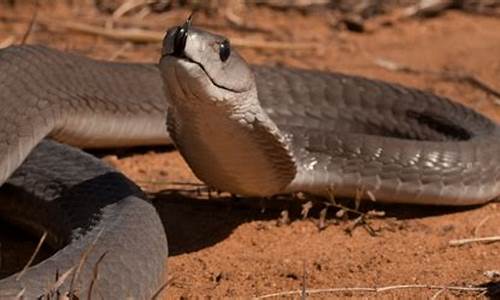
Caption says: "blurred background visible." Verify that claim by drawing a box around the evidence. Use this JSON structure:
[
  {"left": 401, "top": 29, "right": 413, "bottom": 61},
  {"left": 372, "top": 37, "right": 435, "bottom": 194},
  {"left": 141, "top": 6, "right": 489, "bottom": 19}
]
[
  {"left": 1, "top": 0, "right": 500, "bottom": 53},
  {"left": 1, "top": 1, "right": 500, "bottom": 299}
]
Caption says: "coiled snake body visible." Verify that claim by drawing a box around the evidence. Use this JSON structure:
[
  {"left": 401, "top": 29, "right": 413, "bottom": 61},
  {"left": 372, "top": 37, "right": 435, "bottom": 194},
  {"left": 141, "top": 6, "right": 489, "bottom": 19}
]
[{"left": 0, "top": 22, "right": 499, "bottom": 298}]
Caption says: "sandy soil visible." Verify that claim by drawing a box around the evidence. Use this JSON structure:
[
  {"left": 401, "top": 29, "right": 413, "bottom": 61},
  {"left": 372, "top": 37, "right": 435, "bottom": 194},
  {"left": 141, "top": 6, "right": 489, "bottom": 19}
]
[{"left": 1, "top": 2, "right": 500, "bottom": 299}]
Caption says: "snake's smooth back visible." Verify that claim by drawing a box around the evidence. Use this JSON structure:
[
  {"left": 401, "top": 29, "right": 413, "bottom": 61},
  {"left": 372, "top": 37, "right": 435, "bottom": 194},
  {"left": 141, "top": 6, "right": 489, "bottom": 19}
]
[
  {"left": 254, "top": 66, "right": 500, "bottom": 205},
  {"left": 0, "top": 140, "right": 167, "bottom": 299}
]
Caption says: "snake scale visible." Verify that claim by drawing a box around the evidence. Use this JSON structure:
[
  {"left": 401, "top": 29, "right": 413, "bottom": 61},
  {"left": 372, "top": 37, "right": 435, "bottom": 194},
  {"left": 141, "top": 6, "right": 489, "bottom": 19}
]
[{"left": 0, "top": 19, "right": 499, "bottom": 298}]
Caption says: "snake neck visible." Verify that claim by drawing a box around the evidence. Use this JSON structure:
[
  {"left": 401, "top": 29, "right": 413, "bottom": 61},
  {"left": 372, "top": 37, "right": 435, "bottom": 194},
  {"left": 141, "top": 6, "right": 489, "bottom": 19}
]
[{"left": 167, "top": 89, "right": 296, "bottom": 196}]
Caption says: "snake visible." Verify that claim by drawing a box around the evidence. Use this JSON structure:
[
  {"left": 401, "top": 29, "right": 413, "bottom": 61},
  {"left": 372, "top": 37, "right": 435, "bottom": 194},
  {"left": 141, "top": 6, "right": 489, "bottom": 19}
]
[{"left": 1, "top": 17, "right": 499, "bottom": 298}]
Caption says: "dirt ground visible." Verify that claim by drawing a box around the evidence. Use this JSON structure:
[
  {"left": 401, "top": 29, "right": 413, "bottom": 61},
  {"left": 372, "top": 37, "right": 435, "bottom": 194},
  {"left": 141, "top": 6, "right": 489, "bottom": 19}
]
[{"left": 1, "top": 1, "right": 500, "bottom": 299}]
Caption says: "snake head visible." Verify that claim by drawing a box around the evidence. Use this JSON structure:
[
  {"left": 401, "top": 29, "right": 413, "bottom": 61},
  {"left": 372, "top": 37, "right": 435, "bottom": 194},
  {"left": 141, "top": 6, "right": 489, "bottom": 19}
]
[
  {"left": 159, "top": 19, "right": 254, "bottom": 97},
  {"left": 159, "top": 22, "right": 296, "bottom": 197}
]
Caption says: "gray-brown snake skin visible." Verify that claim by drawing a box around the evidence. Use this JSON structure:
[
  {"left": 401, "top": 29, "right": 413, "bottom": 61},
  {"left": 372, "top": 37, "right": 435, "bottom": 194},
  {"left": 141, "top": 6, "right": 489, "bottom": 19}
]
[
  {"left": 256, "top": 66, "right": 500, "bottom": 204},
  {"left": 0, "top": 46, "right": 168, "bottom": 299},
  {"left": 1, "top": 26, "right": 500, "bottom": 298}
]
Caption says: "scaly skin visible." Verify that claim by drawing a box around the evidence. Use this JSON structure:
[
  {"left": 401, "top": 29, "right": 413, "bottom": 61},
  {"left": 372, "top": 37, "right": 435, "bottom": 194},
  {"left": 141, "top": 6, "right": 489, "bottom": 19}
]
[
  {"left": 0, "top": 46, "right": 169, "bottom": 298},
  {"left": 160, "top": 26, "right": 500, "bottom": 205}
]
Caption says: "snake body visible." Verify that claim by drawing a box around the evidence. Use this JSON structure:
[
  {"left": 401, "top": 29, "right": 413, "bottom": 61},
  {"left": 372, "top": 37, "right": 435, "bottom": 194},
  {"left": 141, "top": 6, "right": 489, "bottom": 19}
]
[
  {"left": 0, "top": 46, "right": 168, "bottom": 298},
  {"left": 0, "top": 141, "right": 167, "bottom": 298},
  {"left": 0, "top": 23, "right": 499, "bottom": 297},
  {"left": 160, "top": 25, "right": 500, "bottom": 206}
]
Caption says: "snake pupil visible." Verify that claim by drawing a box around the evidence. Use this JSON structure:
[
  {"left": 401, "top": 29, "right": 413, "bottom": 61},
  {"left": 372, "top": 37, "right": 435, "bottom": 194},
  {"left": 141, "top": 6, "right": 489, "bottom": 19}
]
[{"left": 219, "top": 39, "right": 231, "bottom": 62}]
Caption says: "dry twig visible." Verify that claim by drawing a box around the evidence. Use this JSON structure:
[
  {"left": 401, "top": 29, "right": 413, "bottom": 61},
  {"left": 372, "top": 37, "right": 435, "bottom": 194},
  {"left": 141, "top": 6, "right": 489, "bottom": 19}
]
[
  {"left": 44, "top": 266, "right": 76, "bottom": 297},
  {"left": 35, "top": 17, "right": 319, "bottom": 51},
  {"left": 301, "top": 260, "right": 307, "bottom": 300},
  {"left": 20, "top": 5, "right": 38, "bottom": 45},
  {"left": 112, "top": 0, "right": 151, "bottom": 20},
  {"left": 44, "top": 18, "right": 163, "bottom": 43},
  {"left": 108, "top": 42, "right": 133, "bottom": 60},
  {"left": 321, "top": 187, "right": 384, "bottom": 235},
  {"left": 151, "top": 277, "right": 174, "bottom": 300},
  {"left": 16, "top": 231, "right": 47, "bottom": 280},
  {"left": 253, "top": 0, "right": 330, "bottom": 9},
  {"left": 0, "top": 36, "right": 16, "bottom": 49},
  {"left": 430, "top": 288, "right": 446, "bottom": 300},
  {"left": 404, "top": 0, "right": 455, "bottom": 18},
  {"left": 68, "top": 228, "right": 105, "bottom": 296},
  {"left": 87, "top": 252, "right": 107, "bottom": 300},
  {"left": 253, "top": 284, "right": 487, "bottom": 299},
  {"left": 374, "top": 58, "right": 500, "bottom": 101},
  {"left": 449, "top": 235, "right": 500, "bottom": 246},
  {"left": 300, "top": 201, "right": 313, "bottom": 219},
  {"left": 484, "top": 270, "right": 500, "bottom": 281},
  {"left": 473, "top": 213, "right": 500, "bottom": 236},
  {"left": 106, "top": 0, "right": 152, "bottom": 29}
]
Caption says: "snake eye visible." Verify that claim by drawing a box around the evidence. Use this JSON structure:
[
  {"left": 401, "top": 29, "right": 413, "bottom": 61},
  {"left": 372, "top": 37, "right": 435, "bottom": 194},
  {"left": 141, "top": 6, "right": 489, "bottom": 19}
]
[{"left": 219, "top": 39, "right": 230, "bottom": 62}]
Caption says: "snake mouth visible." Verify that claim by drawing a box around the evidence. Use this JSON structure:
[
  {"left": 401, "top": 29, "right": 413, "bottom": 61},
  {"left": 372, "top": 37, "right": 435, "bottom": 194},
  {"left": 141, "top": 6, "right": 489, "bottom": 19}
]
[
  {"left": 163, "top": 54, "right": 243, "bottom": 94},
  {"left": 161, "top": 28, "right": 240, "bottom": 93}
]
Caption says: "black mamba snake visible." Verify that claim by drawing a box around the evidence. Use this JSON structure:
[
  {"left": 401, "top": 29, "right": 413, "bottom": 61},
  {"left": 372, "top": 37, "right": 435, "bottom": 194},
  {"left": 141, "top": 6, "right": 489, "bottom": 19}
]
[{"left": 0, "top": 19, "right": 498, "bottom": 298}]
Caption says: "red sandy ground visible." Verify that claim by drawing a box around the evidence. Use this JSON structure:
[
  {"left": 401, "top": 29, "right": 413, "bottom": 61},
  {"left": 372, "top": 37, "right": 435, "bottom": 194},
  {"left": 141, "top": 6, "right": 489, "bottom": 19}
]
[{"left": 1, "top": 2, "right": 500, "bottom": 299}]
